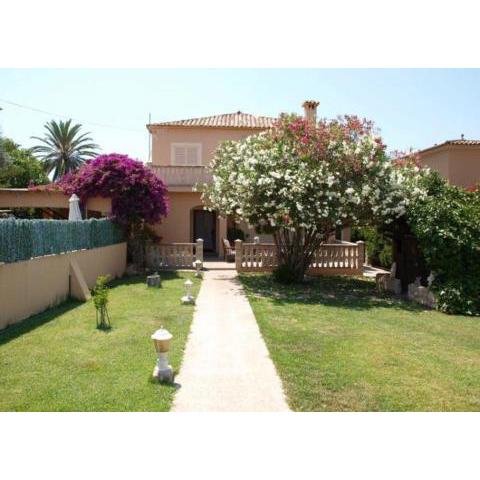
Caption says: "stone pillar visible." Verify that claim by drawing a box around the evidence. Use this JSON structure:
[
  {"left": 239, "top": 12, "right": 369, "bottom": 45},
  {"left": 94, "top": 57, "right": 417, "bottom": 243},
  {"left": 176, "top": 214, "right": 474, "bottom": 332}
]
[
  {"left": 235, "top": 239, "right": 243, "bottom": 271},
  {"left": 356, "top": 241, "right": 365, "bottom": 268},
  {"left": 196, "top": 238, "right": 204, "bottom": 263}
]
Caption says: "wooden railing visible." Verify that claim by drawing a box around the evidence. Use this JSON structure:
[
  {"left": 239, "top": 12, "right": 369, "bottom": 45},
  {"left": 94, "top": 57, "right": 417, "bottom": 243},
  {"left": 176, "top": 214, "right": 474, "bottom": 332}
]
[
  {"left": 146, "top": 239, "right": 203, "bottom": 269},
  {"left": 235, "top": 240, "right": 365, "bottom": 275},
  {"left": 150, "top": 166, "right": 213, "bottom": 187}
]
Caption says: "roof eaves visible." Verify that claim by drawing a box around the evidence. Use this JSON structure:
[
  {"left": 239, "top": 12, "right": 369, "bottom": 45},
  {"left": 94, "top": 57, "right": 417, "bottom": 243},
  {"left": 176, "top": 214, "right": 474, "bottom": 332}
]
[{"left": 418, "top": 140, "right": 480, "bottom": 156}]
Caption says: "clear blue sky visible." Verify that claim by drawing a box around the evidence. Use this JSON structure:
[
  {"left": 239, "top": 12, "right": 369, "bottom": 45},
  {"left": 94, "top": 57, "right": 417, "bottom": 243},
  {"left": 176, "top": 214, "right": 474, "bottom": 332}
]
[{"left": 1, "top": 69, "right": 479, "bottom": 162}]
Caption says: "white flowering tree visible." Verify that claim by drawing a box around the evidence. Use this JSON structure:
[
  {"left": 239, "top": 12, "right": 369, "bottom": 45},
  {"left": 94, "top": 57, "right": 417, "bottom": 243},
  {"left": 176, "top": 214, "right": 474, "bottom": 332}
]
[{"left": 203, "top": 114, "right": 423, "bottom": 281}]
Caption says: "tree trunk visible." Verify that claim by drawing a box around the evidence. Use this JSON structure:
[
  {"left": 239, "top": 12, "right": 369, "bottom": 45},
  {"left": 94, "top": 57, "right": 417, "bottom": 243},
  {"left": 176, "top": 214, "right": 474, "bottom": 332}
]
[
  {"left": 127, "top": 222, "right": 146, "bottom": 270},
  {"left": 273, "top": 227, "right": 328, "bottom": 282}
]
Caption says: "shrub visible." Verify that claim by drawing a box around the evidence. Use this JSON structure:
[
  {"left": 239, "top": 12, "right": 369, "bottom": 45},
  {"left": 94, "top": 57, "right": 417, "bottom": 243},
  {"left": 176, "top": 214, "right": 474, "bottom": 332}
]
[
  {"left": 92, "top": 275, "right": 111, "bottom": 330},
  {"left": 406, "top": 173, "right": 480, "bottom": 315}
]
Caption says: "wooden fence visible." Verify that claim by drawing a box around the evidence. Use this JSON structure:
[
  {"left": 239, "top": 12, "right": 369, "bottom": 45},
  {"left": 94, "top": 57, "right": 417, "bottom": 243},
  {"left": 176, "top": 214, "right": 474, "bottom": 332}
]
[
  {"left": 146, "top": 239, "right": 203, "bottom": 269},
  {"left": 235, "top": 240, "right": 365, "bottom": 275}
]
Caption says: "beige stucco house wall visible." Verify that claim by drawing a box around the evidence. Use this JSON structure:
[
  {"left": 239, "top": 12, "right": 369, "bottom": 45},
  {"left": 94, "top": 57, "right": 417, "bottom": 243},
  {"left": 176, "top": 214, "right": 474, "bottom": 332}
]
[
  {"left": 151, "top": 126, "right": 268, "bottom": 167},
  {"left": 418, "top": 140, "right": 480, "bottom": 188}
]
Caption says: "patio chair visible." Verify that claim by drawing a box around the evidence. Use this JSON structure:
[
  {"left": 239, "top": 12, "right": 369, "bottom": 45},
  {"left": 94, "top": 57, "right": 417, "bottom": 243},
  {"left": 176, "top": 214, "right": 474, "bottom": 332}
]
[{"left": 223, "top": 238, "right": 235, "bottom": 262}]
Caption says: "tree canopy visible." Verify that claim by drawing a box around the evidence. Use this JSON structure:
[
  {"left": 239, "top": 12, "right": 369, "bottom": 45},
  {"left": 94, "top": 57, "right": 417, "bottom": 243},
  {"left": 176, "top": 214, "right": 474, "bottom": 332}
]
[
  {"left": 58, "top": 153, "right": 169, "bottom": 225},
  {"left": 31, "top": 119, "right": 98, "bottom": 181},
  {"left": 0, "top": 138, "right": 49, "bottom": 188}
]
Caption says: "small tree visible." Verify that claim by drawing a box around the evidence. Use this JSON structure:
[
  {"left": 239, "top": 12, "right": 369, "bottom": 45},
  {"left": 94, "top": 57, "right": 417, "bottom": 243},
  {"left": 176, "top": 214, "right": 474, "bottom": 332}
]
[
  {"left": 92, "top": 275, "right": 111, "bottom": 330},
  {"left": 59, "top": 153, "right": 169, "bottom": 267},
  {"left": 204, "top": 114, "right": 423, "bottom": 282}
]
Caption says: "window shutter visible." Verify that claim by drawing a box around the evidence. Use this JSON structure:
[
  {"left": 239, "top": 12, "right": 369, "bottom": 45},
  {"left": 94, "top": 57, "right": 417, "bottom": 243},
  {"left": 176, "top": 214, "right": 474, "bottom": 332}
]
[
  {"left": 186, "top": 146, "right": 199, "bottom": 165},
  {"left": 174, "top": 146, "right": 186, "bottom": 165},
  {"left": 171, "top": 144, "right": 201, "bottom": 165}
]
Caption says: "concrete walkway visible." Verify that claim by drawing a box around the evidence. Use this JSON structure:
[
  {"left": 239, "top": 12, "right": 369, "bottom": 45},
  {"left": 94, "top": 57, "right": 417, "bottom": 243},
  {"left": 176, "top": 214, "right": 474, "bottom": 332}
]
[{"left": 172, "top": 265, "right": 290, "bottom": 412}]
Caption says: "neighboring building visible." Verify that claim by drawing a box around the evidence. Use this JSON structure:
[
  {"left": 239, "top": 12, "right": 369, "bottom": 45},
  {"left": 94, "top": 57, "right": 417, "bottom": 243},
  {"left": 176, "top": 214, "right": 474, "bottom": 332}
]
[
  {"left": 417, "top": 137, "right": 480, "bottom": 188},
  {"left": 0, "top": 187, "right": 111, "bottom": 218},
  {"left": 147, "top": 110, "right": 278, "bottom": 256}
]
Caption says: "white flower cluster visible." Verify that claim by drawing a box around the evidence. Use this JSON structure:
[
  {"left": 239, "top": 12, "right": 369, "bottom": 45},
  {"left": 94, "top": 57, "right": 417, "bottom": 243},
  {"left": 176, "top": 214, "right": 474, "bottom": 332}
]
[{"left": 203, "top": 129, "right": 427, "bottom": 234}]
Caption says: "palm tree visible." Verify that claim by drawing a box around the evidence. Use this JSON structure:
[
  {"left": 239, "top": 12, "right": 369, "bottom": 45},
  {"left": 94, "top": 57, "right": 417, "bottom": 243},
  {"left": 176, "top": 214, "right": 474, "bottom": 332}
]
[{"left": 31, "top": 119, "right": 99, "bottom": 180}]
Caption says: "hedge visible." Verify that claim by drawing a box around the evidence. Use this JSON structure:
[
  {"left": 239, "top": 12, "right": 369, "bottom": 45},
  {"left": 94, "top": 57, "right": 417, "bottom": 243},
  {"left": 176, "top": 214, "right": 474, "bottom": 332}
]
[
  {"left": 406, "top": 173, "right": 480, "bottom": 315},
  {"left": 0, "top": 218, "right": 124, "bottom": 263}
]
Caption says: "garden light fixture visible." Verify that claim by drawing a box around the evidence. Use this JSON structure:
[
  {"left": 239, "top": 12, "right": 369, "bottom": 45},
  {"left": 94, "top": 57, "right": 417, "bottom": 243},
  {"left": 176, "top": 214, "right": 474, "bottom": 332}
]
[
  {"left": 151, "top": 327, "right": 173, "bottom": 383},
  {"left": 193, "top": 259, "right": 203, "bottom": 278},
  {"left": 181, "top": 279, "right": 195, "bottom": 304}
]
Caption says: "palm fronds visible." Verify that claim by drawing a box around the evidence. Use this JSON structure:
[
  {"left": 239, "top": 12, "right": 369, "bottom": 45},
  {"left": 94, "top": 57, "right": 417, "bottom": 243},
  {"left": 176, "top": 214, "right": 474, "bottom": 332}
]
[{"left": 31, "top": 119, "right": 99, "bottom": 180}]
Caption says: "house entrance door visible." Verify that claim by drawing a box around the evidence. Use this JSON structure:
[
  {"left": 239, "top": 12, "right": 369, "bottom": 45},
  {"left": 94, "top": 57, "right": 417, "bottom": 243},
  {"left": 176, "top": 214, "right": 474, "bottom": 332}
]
[{"left": 193, "top": 209, "right": 217, "bottom": 253}]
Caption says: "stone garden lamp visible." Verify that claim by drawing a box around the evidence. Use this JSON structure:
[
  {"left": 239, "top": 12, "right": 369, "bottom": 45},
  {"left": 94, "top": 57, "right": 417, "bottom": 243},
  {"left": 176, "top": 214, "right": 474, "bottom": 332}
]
[
  {"left": 151, "top": 327, "right": 173, "bottom": 383},
  {"left": 193, "top": 259, "right": 203, "bottom": 278},
  {"left": 181, "top": 279, "right": 195, "bottom": 304}
]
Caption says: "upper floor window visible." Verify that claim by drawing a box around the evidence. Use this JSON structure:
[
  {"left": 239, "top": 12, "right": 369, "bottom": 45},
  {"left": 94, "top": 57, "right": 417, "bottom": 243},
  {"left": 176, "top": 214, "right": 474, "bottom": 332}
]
[{"left": 171, "top": 143, "right": 202, "bottom": 166}]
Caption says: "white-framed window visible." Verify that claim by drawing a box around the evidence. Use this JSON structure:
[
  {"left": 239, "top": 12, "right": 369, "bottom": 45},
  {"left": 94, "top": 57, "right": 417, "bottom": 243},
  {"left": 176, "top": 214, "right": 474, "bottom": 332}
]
[{"left": 171, "top": 143, "right": 202, "bottom": 166}]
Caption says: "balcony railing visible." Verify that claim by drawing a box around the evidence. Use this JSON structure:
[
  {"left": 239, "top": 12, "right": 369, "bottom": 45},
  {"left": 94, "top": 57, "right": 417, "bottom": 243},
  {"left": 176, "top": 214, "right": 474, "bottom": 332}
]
[{"left": 150, "top": 166, "right": 213, "bottom": 188}]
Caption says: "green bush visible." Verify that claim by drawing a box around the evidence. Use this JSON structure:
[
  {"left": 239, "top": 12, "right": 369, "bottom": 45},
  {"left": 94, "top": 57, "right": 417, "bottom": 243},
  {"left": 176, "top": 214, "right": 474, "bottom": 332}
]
[
  {"left": 351, "top": 226, "right": 392, "bottom": 269},
  {"left": 0, "top": 218, "right": 124, "bottom": 263},
  {"left": 407, "top": 173, "right": 480, "bottom": 315}
]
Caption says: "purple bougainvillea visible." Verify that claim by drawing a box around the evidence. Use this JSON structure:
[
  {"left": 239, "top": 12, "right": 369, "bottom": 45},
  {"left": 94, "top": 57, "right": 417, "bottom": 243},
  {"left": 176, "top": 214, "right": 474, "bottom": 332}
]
[{"left": 59, "top": 153, "right": 169, "bottom": 225}]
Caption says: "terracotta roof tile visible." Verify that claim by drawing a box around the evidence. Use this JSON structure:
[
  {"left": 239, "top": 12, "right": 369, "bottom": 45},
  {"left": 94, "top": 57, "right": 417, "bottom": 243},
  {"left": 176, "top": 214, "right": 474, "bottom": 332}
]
[{"left": 148, "top": 111, "right": 276, "bottom": 130}]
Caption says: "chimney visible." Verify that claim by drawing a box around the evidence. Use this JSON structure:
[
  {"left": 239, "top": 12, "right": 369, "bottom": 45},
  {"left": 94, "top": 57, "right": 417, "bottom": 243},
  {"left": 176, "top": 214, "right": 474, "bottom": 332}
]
[{"left": 302, "top": 100, "right": 320, "bottom": 126}]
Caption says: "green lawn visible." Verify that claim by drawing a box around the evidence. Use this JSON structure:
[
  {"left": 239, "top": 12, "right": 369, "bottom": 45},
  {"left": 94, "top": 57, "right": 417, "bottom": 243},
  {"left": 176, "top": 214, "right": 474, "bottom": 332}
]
[
  {"left": 0, "top": 272, "right": 200, "bottom": 411},
  {"left": 240, "top": 274, "right": 480, "bottom": 412}
]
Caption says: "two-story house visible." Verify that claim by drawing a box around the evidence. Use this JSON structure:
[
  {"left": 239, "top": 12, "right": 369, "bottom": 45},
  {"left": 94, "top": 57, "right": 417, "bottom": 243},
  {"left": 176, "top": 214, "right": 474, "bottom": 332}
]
[
  {"left": 147, "top": 110, "right": 278, "bottom": 256},
  {"left": 146, "top": 101, "right": 352, "bottom": 257}
]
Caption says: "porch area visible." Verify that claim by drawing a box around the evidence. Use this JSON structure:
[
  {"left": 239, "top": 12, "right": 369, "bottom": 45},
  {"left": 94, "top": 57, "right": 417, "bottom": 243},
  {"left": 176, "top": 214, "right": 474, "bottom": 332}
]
[{"left": 145, "top": 239, "right": 367, "bottom": 276}]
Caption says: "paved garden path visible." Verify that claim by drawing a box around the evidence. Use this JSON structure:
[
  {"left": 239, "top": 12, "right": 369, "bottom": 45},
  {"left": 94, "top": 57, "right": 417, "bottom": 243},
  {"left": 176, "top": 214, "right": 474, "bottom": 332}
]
[{"left": 172, "top": 266, "right": 290, "bottom": 412}]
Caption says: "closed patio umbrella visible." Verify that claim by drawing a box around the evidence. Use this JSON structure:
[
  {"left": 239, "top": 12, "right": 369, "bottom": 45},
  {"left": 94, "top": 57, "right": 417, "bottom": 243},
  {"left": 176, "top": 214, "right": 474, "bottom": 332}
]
[{"left": 68, "top": 194, "right": 82, "bottom": 221}]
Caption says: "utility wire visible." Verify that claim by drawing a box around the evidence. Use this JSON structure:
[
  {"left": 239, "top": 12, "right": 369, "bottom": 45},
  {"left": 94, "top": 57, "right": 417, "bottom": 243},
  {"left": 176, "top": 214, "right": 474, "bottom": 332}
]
[{"left": 0, "top": 98, "right": 145, "bottom": 133}]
